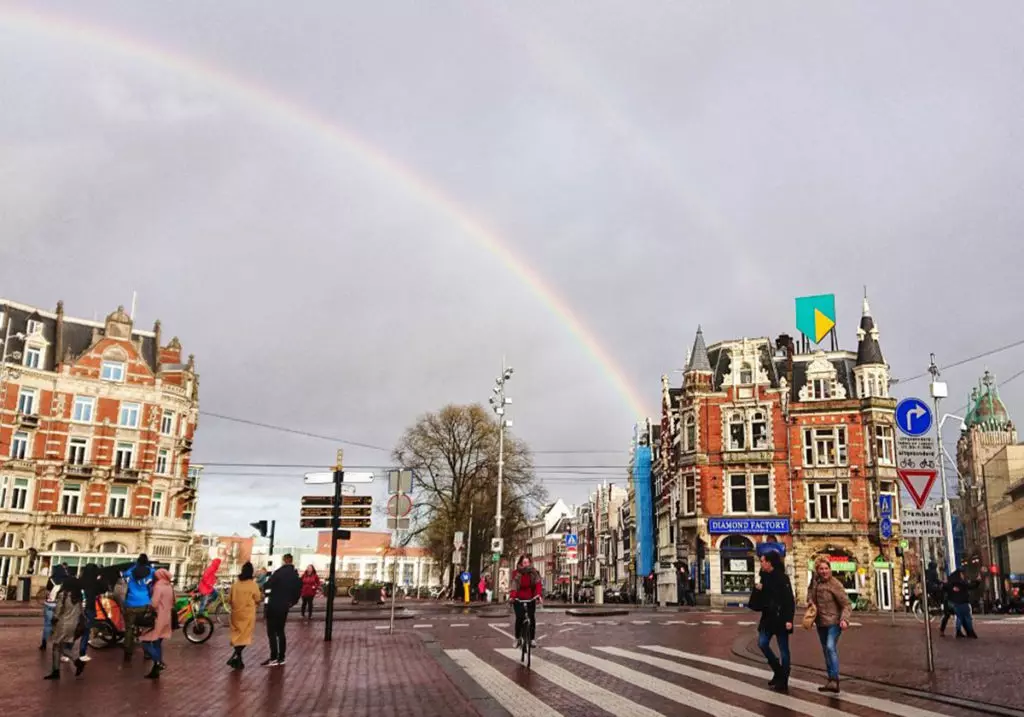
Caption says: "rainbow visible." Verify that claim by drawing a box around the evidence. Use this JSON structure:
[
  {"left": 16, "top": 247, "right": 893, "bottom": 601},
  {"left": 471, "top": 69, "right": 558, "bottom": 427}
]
[{"left": 0, "top": 7, "right": 650, "bottom": 418}]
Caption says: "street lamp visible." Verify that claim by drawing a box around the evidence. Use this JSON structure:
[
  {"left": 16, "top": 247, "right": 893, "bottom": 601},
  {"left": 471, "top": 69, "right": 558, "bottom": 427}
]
[
  {"left": 929, "top": 356, "right": 957, "bottom": 575},
  {"left": 487, "top": 360, "right": 513, "bottom": 599}
]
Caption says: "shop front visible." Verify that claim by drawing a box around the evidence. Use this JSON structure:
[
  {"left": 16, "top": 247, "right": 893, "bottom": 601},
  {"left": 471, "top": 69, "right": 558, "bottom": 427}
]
[
  {"left": 707, "top": 517, "right": 791, "bottom": 605},
  {"left": 808, "top": 549, "right": 858, "bottom": 602}
]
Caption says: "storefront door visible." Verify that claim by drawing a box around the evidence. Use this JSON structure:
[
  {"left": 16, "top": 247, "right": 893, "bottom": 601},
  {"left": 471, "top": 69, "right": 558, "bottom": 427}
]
[
  {"left": 720, "top": 535, "right": 755, "bottom": 595},
  {"left": 874, "top": 566, "right": 893, "bottom": 611}
]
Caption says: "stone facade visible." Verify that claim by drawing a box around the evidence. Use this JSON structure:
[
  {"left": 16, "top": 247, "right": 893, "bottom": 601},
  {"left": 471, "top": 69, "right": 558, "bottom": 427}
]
[{"left": 0, "top": 299, "right": 199, "bottom": 592}]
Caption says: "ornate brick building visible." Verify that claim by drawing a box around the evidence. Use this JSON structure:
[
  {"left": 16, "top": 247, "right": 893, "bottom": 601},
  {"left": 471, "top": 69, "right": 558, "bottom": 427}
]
[{"left": 0, "top": 299, "right": 200, "bottom": 591}]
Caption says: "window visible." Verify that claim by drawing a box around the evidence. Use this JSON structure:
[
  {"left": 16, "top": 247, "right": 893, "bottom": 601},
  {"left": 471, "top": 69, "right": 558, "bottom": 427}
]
[
  {"left": 161, "top": 410, "right": 174, "bottom": 436},
  {"left": 17, "top": 388, "right": 36, "bottom": 415},
  {"left": 682, "top": 474, "right": 696, "bottom": 516},
  {"left": 739, "top": 362, "right": 753, "bottom": 384},
  {"left": 156, "top": 449, "right": 169, "bottom": 475},
  {"left": 875, "top": 425, "right": 894, "bottom": 466},
  {"left": 10, "top": 432, "right": 29, "bottom": 460},
  {"left": 68, "top": 437, "right": 88, "bottom": 465},
  {"left": 0, "top": 478, "right": 6, "bottom": 508},
  {"left": 49, "top": 540, "right": 79, "bottom": 553},
  {"left": 101, "top": 360, "right": 125, "bottom": 382},
  {"left": 752, "top": 474, "right": 771, "bottom": 513},
  {"left": 23, "top": 346, "right": 42, "bottom": 369},
  {"left": 402, "top": 563, "right": 414, "bottom": 585},
  {"left": 10, "top": 478, "right": 29, "bottom": 510},
  {"left": 26, "top": 319, "right": 43, "bottom": 336},
  {"left": 812, "top": 378, "right": 831, "bottom": 400},
  {"left": 727, "top": 412, "right": 746, "bottom": 451},
  {"left": 100, "top": 542, "right": 128, "bottom": 554},
  {"left": 72, "top": 396, "right": 95, "bottom": 423},
  {"left": 119, "top": 402, "right": 140, "bottom": 428},
  {"left": 728, "top": 474, "right": 748, "bottom": 513},
  {"left": 806, "top": 482, "right": 851, "bottom": 521},
  {"left": 150, "top": 491, "right": 164, "bottom": 517},
  {"left": 108, "top": 485, "right": 128, "bottom": 517},
  {"left": 114, "top": 442, "right": 135, "bottom": 470},
  {"left": 60, "top": 483, "right": 82, "bottom": 515},
  {"left": 0, "top": 532, "right": 20, "bottom": 549},
  {"left": 802, "top": 426, "right": 848, "bottom": 467},
  {"left": 684, "top": 414, "right": 696, "bottom": 452},
  {"left": 751, "top": 411, "right": 768, "bottom": 449}
]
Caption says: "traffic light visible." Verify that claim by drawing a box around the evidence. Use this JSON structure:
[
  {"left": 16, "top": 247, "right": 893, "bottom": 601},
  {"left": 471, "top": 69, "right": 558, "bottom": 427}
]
[{"left": 250, "top": 520, "right": 268, "bottom": 537}]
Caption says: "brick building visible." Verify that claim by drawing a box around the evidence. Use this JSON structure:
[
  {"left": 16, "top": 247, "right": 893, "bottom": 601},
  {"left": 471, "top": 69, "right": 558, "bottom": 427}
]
[
  {"left": 659, "top": 297, "right": 901, "bottom": 607},
  {"left": 0, "top": 299, "right": 199, "bottom": 591},
  {"left": 311, "top": 530, "right": 440, "bottom": 588}
]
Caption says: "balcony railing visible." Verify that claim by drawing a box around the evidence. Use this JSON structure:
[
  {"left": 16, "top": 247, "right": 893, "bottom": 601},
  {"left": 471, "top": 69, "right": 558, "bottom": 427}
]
[
  {"left": 16, "top": 413, "right": 40, "bottom": 429},
  {"left": 64, "top": 463, "right": 94, "bottom": 478},
  {"left": 47, "top": 513, "right": 147, "bottom": 530},
  {"left": 3, "top": 458, "right": 34, "bottom": 472},
  {"left": 150, "top": 517, "right": 189, "bottom": 533},
  {"left": 111, "top": 467, "right": 143, "bottom": 482},
  {"left": 177, "top": 438, "right": 193, "bottom": 453}
]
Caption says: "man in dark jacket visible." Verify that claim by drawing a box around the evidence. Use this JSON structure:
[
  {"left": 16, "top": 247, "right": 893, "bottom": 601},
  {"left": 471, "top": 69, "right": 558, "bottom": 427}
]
[
  {"left": 261, "top": 554, "right": 302, "bottom": 666},
  {"left": 753, "top": 551, "right": 795, "bottom": 693},
  {"left": 947, "top": 570, "right": 980, "bottom": 639}
]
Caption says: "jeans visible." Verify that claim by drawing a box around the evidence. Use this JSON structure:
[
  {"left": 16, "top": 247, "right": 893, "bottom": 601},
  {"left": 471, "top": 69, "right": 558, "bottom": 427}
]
[
  {"left": 513, "top": 600, "right": 536, "bottom": 642},
  {"left": 300, "top": 596, "right": 314, "bottom": 617},
  {"left": 266, "top": 608, "right": 289, "bottom": 660},
  {"left": 142, "top": 638, "right": 163, "bottom": 664},
  {"left": 79, "top": 605, "right": 96, "bottom": 656},
  {"left": 758, "top": 630, "right": 790, "bottom": 674},
  {"left": 199, "top": 590, "right": 218, "bottom": 613},
  {"left": 816, "top": 624, "right": 842, "bottom": 679},
  {"left": 42, "top": 604, "right": 55, "bottom": 644},
  {"left": 953, "top": 603, "right": 975, "bottom": 635}
]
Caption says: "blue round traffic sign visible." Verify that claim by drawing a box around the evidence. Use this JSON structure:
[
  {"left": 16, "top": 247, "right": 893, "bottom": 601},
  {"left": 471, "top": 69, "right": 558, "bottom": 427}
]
[
  {"left": 880, "top": 517, "right": 893, "bottom": 540},
  {"left": 895, "top": 398, "right": 933, "bottom": 437},
  {"left": 460, "top": 571, "right": 471, "bottom": 583}
]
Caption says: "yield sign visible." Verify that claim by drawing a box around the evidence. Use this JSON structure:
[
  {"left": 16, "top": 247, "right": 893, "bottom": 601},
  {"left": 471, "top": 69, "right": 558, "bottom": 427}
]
[{"left": 898, "top": 469, "right": 937, "bottom": 510}]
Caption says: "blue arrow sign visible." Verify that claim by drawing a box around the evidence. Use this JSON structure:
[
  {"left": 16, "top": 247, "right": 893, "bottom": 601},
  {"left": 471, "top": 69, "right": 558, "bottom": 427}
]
[
  {"left": 565, "top": 534, "right": 578, "bottom": 548},
  {"left": 460, "top": 571, "right": 471, "bottom": 583},
  {"left": 895, "top": 398, "right": 933, "bottom": 437},
  {"left": 880, "top": 517, "right": 893, "bottom": 540},
  {"left": 879, "top": 494, "right": 894, "bottom": 517}
]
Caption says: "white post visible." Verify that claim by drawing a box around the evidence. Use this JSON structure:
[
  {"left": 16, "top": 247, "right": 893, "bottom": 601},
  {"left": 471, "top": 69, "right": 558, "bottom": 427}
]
[{"left": 929, "top": 357, "right": 957, "bottom": 575}]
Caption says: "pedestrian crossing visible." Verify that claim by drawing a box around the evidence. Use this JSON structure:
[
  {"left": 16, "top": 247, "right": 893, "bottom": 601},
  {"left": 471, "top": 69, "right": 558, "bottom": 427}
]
[{"left": 443, "top": 643, "right": 959, "bottom": 717}]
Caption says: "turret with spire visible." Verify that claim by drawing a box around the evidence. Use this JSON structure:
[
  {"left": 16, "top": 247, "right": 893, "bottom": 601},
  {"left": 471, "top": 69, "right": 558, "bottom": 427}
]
[
  {"left": 684, "top": 325, "right": 713, "bottom": 393},
  {"left": 853, "top": 291, "right": 890, "bottom": 398}
]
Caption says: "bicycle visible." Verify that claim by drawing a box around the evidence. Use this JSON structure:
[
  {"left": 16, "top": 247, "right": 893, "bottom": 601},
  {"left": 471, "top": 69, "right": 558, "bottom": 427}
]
[
  {"left": 200, "top": 587, "right": 232, "bottom": 627},
  {"left": 514, "top": 597, "right": 539, "bottom": 669},
  {"left": 178, "top": 593, "right": 216, "bottom": 644},
  {"left": 911, "top": 595, "right": 945, "bottom": 623}
]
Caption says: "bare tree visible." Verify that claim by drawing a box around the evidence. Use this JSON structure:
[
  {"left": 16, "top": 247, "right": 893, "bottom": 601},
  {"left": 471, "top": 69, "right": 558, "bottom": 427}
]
[{"left": 392, "top": 404, "right": 545, "bottom": 587}]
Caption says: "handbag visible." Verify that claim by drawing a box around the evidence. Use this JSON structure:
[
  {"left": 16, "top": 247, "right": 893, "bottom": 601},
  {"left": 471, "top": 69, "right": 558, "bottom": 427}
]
[
  {"left": 801, "top": 601, "right": 818, "bottom": 630},
  {"left": 746, "top": 585, "right": 765, "bottom": 612},
  {"left": 170, "top": 606, "right": 180, "bottom": 631}
]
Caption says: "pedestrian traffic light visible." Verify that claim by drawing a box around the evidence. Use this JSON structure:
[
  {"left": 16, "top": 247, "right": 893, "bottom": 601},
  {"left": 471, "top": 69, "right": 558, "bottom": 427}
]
[{"left": 250, "top": 520, "right": 269, "bottom": 537}]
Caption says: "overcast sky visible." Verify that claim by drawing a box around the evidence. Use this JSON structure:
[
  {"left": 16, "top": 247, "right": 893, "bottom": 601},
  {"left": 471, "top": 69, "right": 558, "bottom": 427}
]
[{"left": 2, "top": 2, "right": 1023, "bottom": 545}]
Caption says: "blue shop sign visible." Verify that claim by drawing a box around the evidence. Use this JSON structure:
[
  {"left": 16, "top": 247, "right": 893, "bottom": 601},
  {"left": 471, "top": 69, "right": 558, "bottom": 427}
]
[
  {"left": 708, "top": 517, "right": 791, "bottom": 534},
  {"left": 757, "top": 542, "right": 787, "bottom": 557}
]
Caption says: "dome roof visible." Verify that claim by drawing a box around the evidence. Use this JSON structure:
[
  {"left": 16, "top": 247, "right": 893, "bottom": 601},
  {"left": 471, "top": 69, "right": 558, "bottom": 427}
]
[{"left": 965, "top": 370, "right": 1012, "bottom": 431}]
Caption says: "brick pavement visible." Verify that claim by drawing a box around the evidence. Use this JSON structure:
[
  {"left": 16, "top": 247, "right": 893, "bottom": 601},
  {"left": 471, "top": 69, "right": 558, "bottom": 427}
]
[{"left": 0, "top": 621, "right": 480, "bottom": 717}]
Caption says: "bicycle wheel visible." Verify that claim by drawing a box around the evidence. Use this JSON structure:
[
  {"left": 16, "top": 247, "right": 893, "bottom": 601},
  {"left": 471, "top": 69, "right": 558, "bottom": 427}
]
[
  {"left": 182, "top": 615, "right": 215, "bottom": 644},
  {"left": 212, "top": 603, "right": 230, "bottom": 627},
  {"left": 88, "top": 621, "right": 118, "bottom": 649}
]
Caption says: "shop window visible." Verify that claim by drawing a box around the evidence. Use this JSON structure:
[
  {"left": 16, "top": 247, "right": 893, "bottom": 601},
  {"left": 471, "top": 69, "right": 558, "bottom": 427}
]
[{"left": 720, "top": 535, "right": 755, "bottom": 594}]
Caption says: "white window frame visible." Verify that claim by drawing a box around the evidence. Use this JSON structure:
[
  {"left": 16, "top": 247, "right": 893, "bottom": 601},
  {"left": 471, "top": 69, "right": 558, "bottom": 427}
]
[
  {"left": 26, "top": 319, "right": 43, "bottom": 336},
  {"left": 739, "top": 362, "right": 753, "bottom": 385},
  {"left": 150, "top": 490, "right": 164, "bottom": 518},
  {"left": 727, "top": 473, "right": 772, "bottom": 515},
  {"left": 114, "top": 442, "right": 135, "bottom": 470},
  {"left": 101, "top": 360, "right": 125, "bottom": 382},
  {"left": 727, "top": 412, "right": 746, "bottom": 451},
  {"left": 10, "top": 432, "right": 29, "bottom": 460},
  {"left": 811, "top": 378, "right": 831, "bottom": 400},
  {"left": 67, "top": 437, "right": 89, "bottom": 465},
  {"left": 875, "top": 425, "right": 895, "bottom": 466},
  {"left": 156, "top": 449, "right": 169, "bottom": 475},
  {"left": 72, "top": 396, "right": 95, "bottom": 423},
  {"left": 23, "top": 346, "right": 42, "bottom": 369},
  {"left": 750, "top": 411, "right": 768, "bottom": 450},
  {"left": 802, "top": 426, "right": 848, "bottom": 467},
  {"left": 683, "top": 413, "right": 696, "bottom": 452},
  {"left": 10, "top": 478, "right": 30, "bottom": 511},
  {"left": 60, "top": 482, "right": 82, "bottom": 515},
  {"left": 161, "top": 410, "right": 174, "bottom": 436},
  {"left": 119, "top": 402, "right": 140, "bottom": 428},
  {"left": 752, "top": 473, "right": 772, "bottom": 514},
  {"left": 17, "top": 388, "right": 36, "bottom": 415},
  {"left": 0, "top": 477, "right": 6, "bottom": 508},
  {"left": 682, "top": 474, "right": 696, "bottom": 516},
  {"left": 805, "top": 481, "right": 851, "bottom": 522},
  {"left": 108, "top": 486, "right": 129, "bottom": 518}
]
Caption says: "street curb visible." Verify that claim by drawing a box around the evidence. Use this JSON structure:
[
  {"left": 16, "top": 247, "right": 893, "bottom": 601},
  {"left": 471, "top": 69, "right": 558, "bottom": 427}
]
[
  {"left": 417, "top": 631, "right": 510, "bottom": 717},
  {"left": 565, "top": 609, "right": 629, "bottom": 617},
  {"left": 730, "top": 634, "right": 1024, "bottom": 717}
]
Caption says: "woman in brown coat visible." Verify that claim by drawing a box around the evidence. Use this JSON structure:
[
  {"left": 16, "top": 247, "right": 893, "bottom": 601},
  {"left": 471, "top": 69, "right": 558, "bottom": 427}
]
[
  {"left": 807, "top": 558, "right": 852, "bottom": 694},
  {"left": 139, "top": 568, "right": 174, "bottom": 679},
  {"left": 227, "top": 562, "right": 262, "bottom": 669}
]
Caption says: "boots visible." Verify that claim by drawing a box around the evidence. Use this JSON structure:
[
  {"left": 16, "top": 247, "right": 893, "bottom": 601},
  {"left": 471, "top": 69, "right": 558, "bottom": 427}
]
[
  {"left": 144, "top": 663, "right": 162, "bottom": 680},
  {"left": 43, "top": 670, "right": 60, "bottom": 681},
  {"left": 74, "top": 659, "right": 86, "bottom": 677},
  {"left": 818, "top": 678, "right": 839, "bottom": 693},
  {"left": 772, "top": 666, "right": 790, "bottom": 693},
  {"left": 767, "top": 662, "right": 781, "bottom": 688}
]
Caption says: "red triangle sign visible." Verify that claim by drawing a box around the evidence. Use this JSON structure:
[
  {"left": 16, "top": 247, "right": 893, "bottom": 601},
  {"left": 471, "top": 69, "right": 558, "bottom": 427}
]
[{"left": 898, "top": 469, "right": 938, "bottom": 510}]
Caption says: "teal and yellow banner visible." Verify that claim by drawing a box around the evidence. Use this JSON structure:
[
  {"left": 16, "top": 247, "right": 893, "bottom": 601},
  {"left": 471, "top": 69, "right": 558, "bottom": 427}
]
[{"left": 795, "top": 294, "right": 836, "bottom": 344}]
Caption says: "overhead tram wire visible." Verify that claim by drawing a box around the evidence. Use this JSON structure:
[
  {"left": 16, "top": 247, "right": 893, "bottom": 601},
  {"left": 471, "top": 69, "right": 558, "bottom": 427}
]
[
  {"left": 198, "top": 411, "right": 391, "bottom": 452},
  {"left": 892, "top": 337, "right": 1024, "bottom": 385}
]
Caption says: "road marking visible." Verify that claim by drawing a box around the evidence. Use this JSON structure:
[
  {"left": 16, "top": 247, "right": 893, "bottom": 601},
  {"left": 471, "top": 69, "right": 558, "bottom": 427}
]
[
  {"left": 598, "top": 647, "right": 859, "bottom": 717},
  {"left": 596, "top": 620, "right": 619, "bottom": 625},
  {"left": 413, "top": 624, "right": 433, "bottom": 629},
  {"left": 495, "top": 649, "right": 666, "bottom": 717},
  {"left": 445, "top": 649, "right": 563, "bottom": 717},
  {"left": 557, "top": 627, "right": 575, "bottom": 634},
  {"left": 558, "top": 620, "right": 586, "bottom": 626},
  {"left": 737, "top": 621, "right": 757, "bottom": 626},
  {"left": 639, "top": 646, "right": 949, "bottom": 717},
  {"left": 662, "top": 620, "right": 696, "bottom": 625},
  {"left": 848, "top": 621, "right": 862, "bottom": 627},
  {"left": 488, "top": 622, "right": 516, "bottom": 641},
  {"left": 701, "top": 620, "right": 722, "bottom": 625},
  {"left": 451, "top": 623, "right": 469, "bottom": 627},
  {"left": 546, "top": 647, "right": 760, "bottom": 717},
  {"left": 631, "top": 620, "right": 651, "bottom": 625},
  {"left": 374, "top": 625, "right": 389, "bottom": 630}
]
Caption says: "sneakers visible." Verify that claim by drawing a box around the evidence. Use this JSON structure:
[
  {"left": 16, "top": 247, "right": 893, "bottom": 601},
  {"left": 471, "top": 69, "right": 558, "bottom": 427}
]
[
  {"left": 514, "top": 638, "right": 523, "bottom": 648},
  {"left": 260, "top": 658, "right": 276, "bottom": 667},
  {"left": 79, "top": 655, "right": 92, "bottom": 663},
  {"left": 276, "top": 658, "right": 287, "bottom": 666},
  {"left": 529, "top": 640, "right": 538, "bottom": 649}
]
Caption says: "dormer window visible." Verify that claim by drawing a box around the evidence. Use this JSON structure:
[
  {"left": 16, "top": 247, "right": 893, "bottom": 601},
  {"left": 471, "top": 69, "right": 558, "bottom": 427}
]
[
  {"left": 728, "top": 412, "right": 746, "bottom": 451},
  {"left": 740, "top": 363, "right": 753, "bottom": 385},
  {"left": 23, "top": 346, "right": 43, "bottom": 369},
  {"left": 101, "top": 360, "right": 125, "bottom": 382},
  {"left": 812, "top": 379, "right": 831, "bottom": 400},
  {"left": 26, "top": 319, "right": 43, "bottom": 336}
]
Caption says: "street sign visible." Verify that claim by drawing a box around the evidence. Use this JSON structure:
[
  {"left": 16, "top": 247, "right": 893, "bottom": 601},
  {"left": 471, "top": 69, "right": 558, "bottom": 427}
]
[
  {"left": 490, "top": 537, "right": 503, "bottom": 553},
  {"left": 895, "top": 398, "right": 933, "bottom": 437},
  {"left": 300, "top": 518, "right": 371, "bottom": 529},
  {"left": 900, "top": 507, "right": 942, "bottom": 538},
  {"left": 453, "top": 531, "right": 464, "bottom": 548},
  {"left": 565, "top": 534, "right": 578, "bottom": 548},
  {"left": 304, "top": 471, "right": 374, "bottom": 485},
  {"left": 898, "top": 469, "right": 938, "bottom": 510},
  {"left": 895, "top": 433, "right": 937, "bottom": 470},
  {"left": 880, "top": 516, "right": 893, "bottom": 540},
  {"left": 387, "top": 516, "right": 411, "bottom": 531},
  {"left": 460, "top": 571, "right": 471, "bottom": 583},
  {"left": 491, "top": 552, "right": 501, "bottom": 563},
  {"left": 566, "top": 546, "right": 578, "bottom": 564},
  {"left": 387, "top": 493, "right": 413, "bottom": 518},
  {"left": 498, "top": 567, "right": 509, "bottom": 593},
  {"left": 302, "top": 505, "right": 373, "bottom": 519},
  {"left": 878, "top": 494, "right": 894, "bottom": 517},
  {"left": 388, "top": 469, "right": 413, "bottom": 494},
  {"left": 899, "top": 539, "right": 909, "bottom": 550},
  {"left": 302, "top": 495, "right": 371, "bottom": 506},
  {"left": 452, "top": 549, "right": 463, "bottom": 565}
]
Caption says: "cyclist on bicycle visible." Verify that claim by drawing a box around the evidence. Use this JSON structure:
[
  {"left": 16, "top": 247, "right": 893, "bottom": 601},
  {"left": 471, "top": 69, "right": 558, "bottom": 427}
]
[{"left": 509, "top": 554, "right": 542, "bottom": 649}]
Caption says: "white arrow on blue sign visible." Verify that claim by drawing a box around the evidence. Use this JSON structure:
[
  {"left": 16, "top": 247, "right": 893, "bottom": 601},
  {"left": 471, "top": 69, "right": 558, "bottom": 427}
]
[
  {"left": 460, "top": 571, "right": 471, "bottom": 583},
  {"left": 895, "top": 398, "right": 933, "bottom": 437},
  {"left": 565, "top": 534, "right": 578, "bottom": 548}
]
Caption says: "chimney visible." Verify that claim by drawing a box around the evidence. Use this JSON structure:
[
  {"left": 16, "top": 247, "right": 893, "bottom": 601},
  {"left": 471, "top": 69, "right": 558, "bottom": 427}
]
[
  {"left": 153, "top": 320, "right": 162, "bottom": 373},
  {"left": 55, "top": 300, "right": 65, "bottom": 369}
]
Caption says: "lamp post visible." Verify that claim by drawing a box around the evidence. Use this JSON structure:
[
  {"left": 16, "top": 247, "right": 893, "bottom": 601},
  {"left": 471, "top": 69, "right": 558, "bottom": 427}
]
[
  {"left": 929, "top": 356, "right": 957, "bottom": 575},
  {"left": 487, "top": 360, "right": 513, "bottom": 600}
]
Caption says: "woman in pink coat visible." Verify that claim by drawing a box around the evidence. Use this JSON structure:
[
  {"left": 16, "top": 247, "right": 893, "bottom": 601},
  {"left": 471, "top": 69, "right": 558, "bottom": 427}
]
[{"left": 140, "top": 568, "right": 174, "bottom": 679}]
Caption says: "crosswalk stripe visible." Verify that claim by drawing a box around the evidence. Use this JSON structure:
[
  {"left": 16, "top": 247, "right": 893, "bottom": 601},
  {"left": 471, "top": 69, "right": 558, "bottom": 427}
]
[
  {"left": 495, "top": 649, "right": 667, "bottom": 717},
  {"left": 451, "top": 623, "right": 469, "bottom": 627},
  {"left": 445, "top": 649, "right": 563, "bottom": 717},
  {"left": 413, "top": 624, "right": 433, "bottom": 628},
  {"left": 597, "top": 647, "right": 859, "bottom": 717},
  {"left": 701, "top": 620, "right": 722, "bottom": 625},
  {"left": 546, "top": 647, "right": 761, "bottom": 717},
  {"left": 639, "top": 646, "right": 948, "bottom": 717}
]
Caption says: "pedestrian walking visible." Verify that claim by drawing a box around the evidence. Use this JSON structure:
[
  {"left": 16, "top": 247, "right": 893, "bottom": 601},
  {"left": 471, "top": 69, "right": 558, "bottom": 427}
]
[
  {"left": 139, "top": 568, "right": 174, "bottom": 679},
  {"left": 227, "top": 562, "right": 262, "bottom": 669},
  {"left": 77, "top": 563, "right": 107, "bottom": 663},
  {"left": 750, "top": 551, "right": 794, "bottom": 692},
  {"left": 299, "top": 565, "right": 321, "bottom": 619},
  {"left": 806, "top": 557, "right": 851, "bottom": 694},
  {"left": 947, "top": 569, "right": 980, "bottom": 639},
  {"left": 121, "top": 554, "right": 155, "bottom": 662},
  {"left": 261, "top": 553, "right": 302, "bottom": 667},
  {"left": 40, "top": 564, "right": 68, "bottom": 651},
  {"left": 43, "top": 573, "right": 86, "bottom": 680}
]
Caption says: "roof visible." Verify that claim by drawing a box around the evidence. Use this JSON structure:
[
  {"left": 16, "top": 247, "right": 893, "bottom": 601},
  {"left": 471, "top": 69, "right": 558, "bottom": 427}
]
[
  {"left": 856, "top": 296, "right": 885, "bottom": 366},
  {"left": 685, "top": 326, "right": 712, "bottom": 372},
  {"left": 774, "top": 351, "right": 857, "bottom": 402},
  {"left": 966, "top": 370, "right": 1012, "bottom": 431},
  {"left": 315, "top": 530, "right": 430, "bottom": 558}
]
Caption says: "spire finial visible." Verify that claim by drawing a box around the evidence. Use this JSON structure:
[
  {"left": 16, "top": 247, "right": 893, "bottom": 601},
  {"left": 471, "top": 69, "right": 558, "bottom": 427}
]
[{"left": 862, "top": 287, "right": 871, "bottom": 317}]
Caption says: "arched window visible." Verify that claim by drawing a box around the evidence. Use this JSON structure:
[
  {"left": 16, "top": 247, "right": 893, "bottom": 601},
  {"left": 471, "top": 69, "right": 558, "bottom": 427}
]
[
  {"left": 684, "top": 414, "right": 696, "bottom": 452},
  {"left": 751, "top": 411, "right": 768, "bottom": 449},
  {"left": 99, "top": 541, "right": 128, "bottom": 554},
  {"left": 49, "top": 540, "right": 79, "bottom": 553},
  {"left": 740, "top": 363, "right": 753, "bottom": 385},
  {"left": 728, "top": 412, "right": 746, "bottom": 450}
]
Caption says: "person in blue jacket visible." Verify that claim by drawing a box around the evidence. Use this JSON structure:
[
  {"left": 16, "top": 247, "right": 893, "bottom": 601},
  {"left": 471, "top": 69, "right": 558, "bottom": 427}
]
[{"left": 121, "top": 554, "right": 155, "bottom": 662}]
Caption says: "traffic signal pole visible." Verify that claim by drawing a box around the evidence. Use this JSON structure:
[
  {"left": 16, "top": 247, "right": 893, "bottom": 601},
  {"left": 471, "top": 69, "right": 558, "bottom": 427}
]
[
  {"left": 325, "top": 450, "right": 344, "bottom": 642},
  {"left": 269, "top": 520, "right": 276, "bottom": 567}
]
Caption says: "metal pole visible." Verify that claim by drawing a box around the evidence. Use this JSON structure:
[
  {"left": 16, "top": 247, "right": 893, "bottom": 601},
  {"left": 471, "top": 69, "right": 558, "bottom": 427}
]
[
  {"left": 466, "top": 502, "right": 474, "bottom": 598},
  {"left": 325, "top": 450, "right": 343, "bottom": 642},
  {"left": 919, "top": 537, "right": 935, "bottom": 672},
  {"left": 494, "top": 408, "right": 505, "bottom": 596},
  {"left": 889, "top": 565, "right": 896, "bottom": 626},
  {"left": 268, "top": 520, "right": 276, "bottom": 566},
  {"left": 930, "top": 359, "right": 956, "bottom": 575},
  {"left": 388, "top": 485, "right": 404, "bottom": 634}
]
